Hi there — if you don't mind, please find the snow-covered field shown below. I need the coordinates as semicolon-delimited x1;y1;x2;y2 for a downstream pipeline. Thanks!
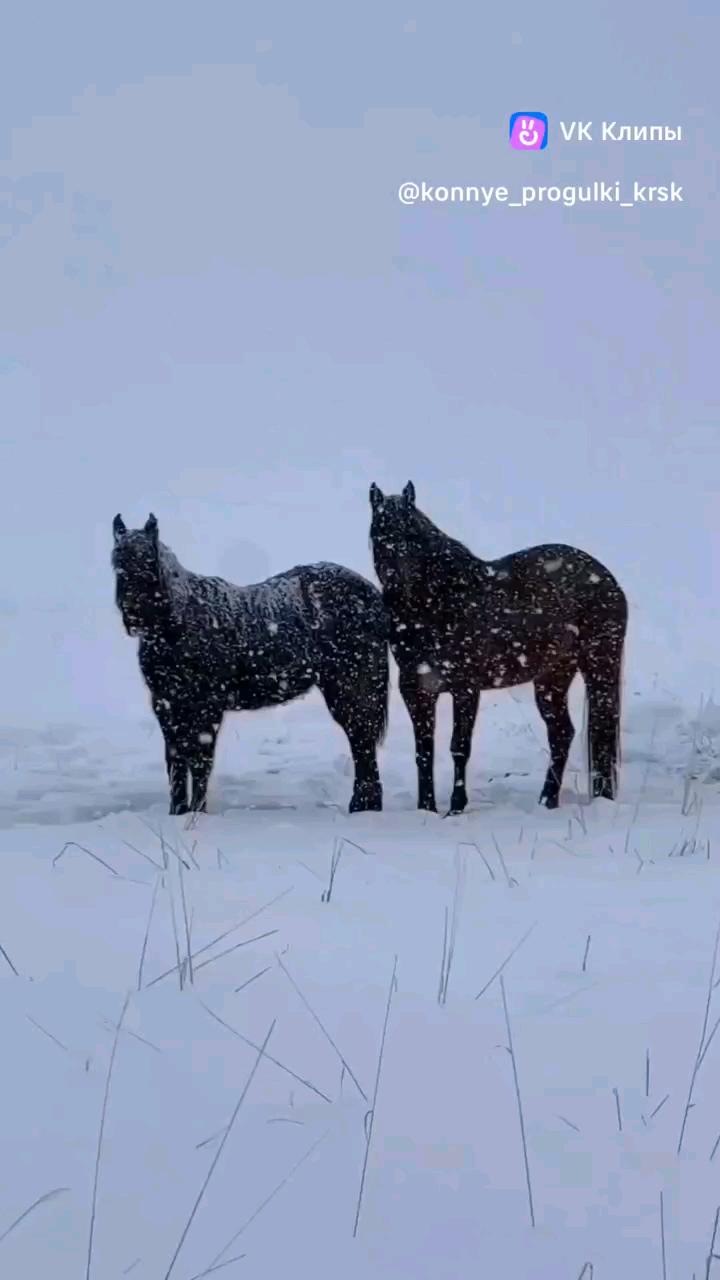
2;685;720;1278
2;7;716;1276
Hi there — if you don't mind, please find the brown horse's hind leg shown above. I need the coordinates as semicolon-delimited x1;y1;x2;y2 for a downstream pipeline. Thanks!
581;629;625;800
534;664;578;808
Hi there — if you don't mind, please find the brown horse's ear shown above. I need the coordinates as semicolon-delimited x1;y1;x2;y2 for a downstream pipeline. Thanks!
113;514;126;542
402;481;416;508
144;513;158;540
369;483;385;512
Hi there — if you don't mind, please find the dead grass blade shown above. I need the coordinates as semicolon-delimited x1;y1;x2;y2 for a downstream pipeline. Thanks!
192;1129;329;1277
678;918;720;1154
192;930;279;980
500;976;535;1228
178;859;194;986
137;874;161;990
706;1206;720;1279
353;956;398;1238
0;939;19;977
86;992;131;1280
276;954;367;1100
145;889;292;988
26;1015;69;1054
162;1021;274;1280
0;1187;69;1248
234;966;271;995
197;999;332;1103
660;1190;667;1280
53;841;118;877
475;924;537;1001
438;846;468;1005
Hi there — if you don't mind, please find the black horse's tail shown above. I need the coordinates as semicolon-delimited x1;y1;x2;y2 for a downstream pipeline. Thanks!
303;565;390;747
365;629;390;746
346;585;390;747
581;610;626;800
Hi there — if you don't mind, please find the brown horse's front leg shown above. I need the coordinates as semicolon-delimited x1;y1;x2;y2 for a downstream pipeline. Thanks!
399;668;439;812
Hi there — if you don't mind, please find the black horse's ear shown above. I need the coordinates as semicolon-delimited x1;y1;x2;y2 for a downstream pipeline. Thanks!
369;483;385;512
113;514;126;542
144;513;158;539
402;481;416;508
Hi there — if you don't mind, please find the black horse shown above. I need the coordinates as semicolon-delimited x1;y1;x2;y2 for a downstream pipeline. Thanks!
112;514;389;814
369;483;627;815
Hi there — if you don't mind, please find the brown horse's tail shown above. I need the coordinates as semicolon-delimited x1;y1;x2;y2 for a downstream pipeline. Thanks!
581;610;627;801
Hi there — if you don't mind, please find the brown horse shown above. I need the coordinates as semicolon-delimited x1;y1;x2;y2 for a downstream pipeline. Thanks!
369;483;627;815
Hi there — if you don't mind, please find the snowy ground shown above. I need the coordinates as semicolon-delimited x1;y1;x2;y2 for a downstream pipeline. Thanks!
2;683;720;1279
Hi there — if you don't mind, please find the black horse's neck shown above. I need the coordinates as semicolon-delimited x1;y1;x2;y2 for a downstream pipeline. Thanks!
115;540;180;639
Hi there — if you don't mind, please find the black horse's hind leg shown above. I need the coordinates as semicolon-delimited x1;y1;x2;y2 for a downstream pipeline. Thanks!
399;668;438;812
534;665;577;809
346;724;383;813
448;687;481;815
188;719;222;813
163;734;191;815
318;682;383;812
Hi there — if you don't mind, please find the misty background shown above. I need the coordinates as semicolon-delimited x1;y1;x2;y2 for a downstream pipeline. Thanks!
1;1;717;724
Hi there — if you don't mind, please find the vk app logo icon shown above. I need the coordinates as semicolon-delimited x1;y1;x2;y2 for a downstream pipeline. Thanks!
509;112;548;150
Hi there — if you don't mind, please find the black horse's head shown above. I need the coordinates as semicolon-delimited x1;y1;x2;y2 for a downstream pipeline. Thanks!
369;481;429;600
111;513;163;635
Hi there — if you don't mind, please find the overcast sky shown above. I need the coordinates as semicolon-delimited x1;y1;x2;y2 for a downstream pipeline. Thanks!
1;1;717;720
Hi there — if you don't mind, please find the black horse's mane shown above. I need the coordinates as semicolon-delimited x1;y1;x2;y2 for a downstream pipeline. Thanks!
371;494;489;610
408;506;486;573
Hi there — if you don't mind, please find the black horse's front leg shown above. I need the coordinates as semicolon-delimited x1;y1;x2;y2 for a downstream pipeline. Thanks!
188;718;222;813
155;701;191;814
448;687;481;815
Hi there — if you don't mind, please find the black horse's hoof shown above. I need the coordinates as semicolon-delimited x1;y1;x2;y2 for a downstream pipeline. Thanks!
349;792;383;814
170;803;191;816
539;793;559;810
